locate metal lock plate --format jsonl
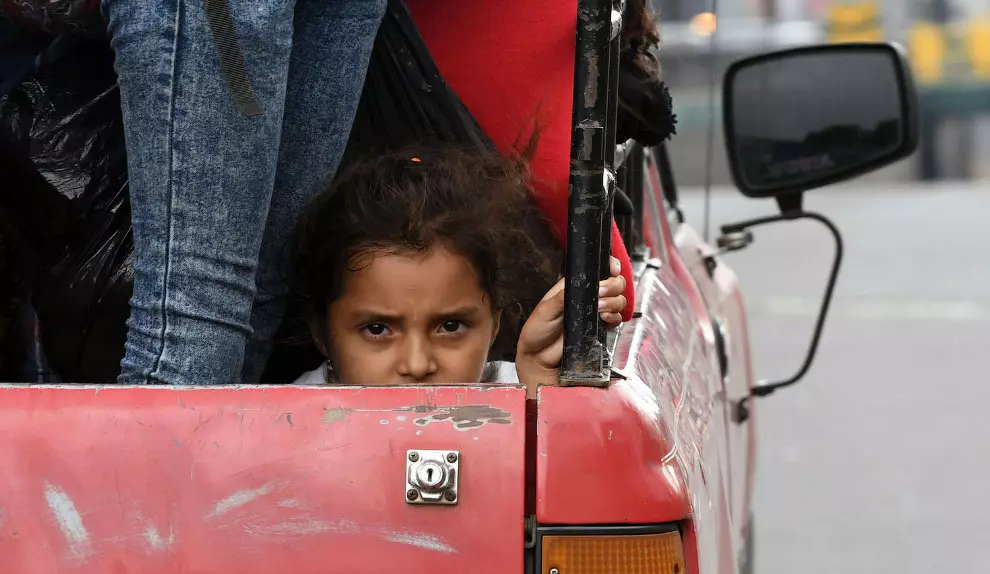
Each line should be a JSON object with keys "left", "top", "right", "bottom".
{"left": 405, "top": 450, "right": 459, "bottom": 505}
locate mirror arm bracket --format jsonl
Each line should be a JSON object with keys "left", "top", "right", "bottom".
{"left": 725, "top": 203, "right": 844, "bottom": 424}
{"left": 775, "top": 192, "right": 803, "bottom": 215}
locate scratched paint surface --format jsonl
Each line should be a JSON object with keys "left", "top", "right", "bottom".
{"left": 0, "top": 385, "right": 526, "bottom": 573}
{"left": 537, "top": 262, "right": 737, "bottom": 573}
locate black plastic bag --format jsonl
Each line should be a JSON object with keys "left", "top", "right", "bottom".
{"left": 344, "top": 0, "right": 495, "bottom": 157}
{"left": 1, "top": 32, "right": 131, "bottom": 383}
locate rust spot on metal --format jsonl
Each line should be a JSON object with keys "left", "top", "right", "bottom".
{"left": 414, "top": 405, "right": 512, "bottom": 431}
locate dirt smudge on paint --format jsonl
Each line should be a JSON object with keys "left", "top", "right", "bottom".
{"left": 321, "top": 407, "right": 351, "bottom": 425}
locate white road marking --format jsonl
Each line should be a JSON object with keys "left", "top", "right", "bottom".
{"left": 746, "top": 296, "right": 990, "bottom": 322}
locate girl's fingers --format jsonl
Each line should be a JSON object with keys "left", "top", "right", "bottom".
{"left": 600, "top": 312, "right": 623, "bottom": 327}
{"left": 535, "top": 288, "right": 566, "bottom": 323}
{"left": 541, "top": 271, "right": 625, "bottom": 324}
{"left": 598, "top": 274, "right": 626, "bottom": 298}
{"left": 543, "top": 335, "right": 564, "bottom": 367}
{"left": 597, "top": 294, "right": 626, "bottom": 315}
{"left": 542, "top": 277, "right": 566, "bottom": 302}
{"left": 610, "top": 256, "right": 621, "bottom": 277}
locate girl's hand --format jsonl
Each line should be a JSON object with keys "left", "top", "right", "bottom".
{"left": 516, "top": 257, "right": 626, "bottom": 397}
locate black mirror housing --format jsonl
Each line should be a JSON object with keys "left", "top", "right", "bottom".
{"left": 723, "top": 42, "right": 920, "bottom": 199}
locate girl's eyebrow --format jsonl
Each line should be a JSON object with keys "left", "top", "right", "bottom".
{"left": 348, "top": 306, "right": 481, "bottom": 323}
{"left": 431, "top": 306, "right": 482, "bottom": 320}
{"left": 349, "top": 310, "right": 403, "bottom": 324}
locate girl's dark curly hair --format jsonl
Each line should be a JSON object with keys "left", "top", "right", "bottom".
{"left": 622, "top": 0, "right": 662, "bottom": 79}
{"left": 290, "top": 143, "right": 562, "bottom": 361}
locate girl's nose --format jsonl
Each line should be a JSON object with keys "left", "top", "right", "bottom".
{"left": 396, "top": 335, "right": 438, "bottom": 381}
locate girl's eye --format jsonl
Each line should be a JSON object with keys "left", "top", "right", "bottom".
{"left": 439, "top": 319, "right": 466, "bottom": 334}
{"left": 362, "top": 323, "right": 391, "bottom": 337}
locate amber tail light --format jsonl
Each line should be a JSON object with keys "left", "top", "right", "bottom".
{"left": 539, "top": 527, "right": 685, "bottom": 574}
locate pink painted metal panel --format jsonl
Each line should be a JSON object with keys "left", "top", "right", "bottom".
{"left": 0, "top": 385, "right": 527, "bottom": 573}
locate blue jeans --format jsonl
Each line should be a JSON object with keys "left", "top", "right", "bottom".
{"left": 103, "top": 0, "right": 385, "bottom": 385}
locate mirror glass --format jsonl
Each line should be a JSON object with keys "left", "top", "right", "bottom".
{"left": 728, "top": 47, "right": 906, "bottom": 195}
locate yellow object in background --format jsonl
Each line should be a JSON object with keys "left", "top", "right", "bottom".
{"left": 909, "top": 22, "right": 947, "bottom": 84}
{"left": 826, "top": 1, "right": 883, "bottom": 43}
{"left": 965, "top": 18, "right": 990, "bottom": 80}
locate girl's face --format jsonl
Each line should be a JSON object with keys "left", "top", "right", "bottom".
{"left": 322, "top": 246, "right": 501, "bottom": 386}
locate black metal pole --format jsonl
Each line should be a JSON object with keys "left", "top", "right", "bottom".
{"left": 560, "top": 0, "right": 614, "bottom": 384}
{"left": 597, "top": 9, "right": 622, "bottom": 361}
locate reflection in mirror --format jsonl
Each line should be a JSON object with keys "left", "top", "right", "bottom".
{"left": 729, "top": 47, "right": 906, "bottom": 195}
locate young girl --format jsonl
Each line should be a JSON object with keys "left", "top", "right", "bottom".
{"left": 289, "top": 145, "right": 626, "bottom": 397}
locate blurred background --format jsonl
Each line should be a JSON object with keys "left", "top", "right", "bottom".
{"left": 657, "top": 0, "right": 990, "bottom": 184}
{"left": 660, "top": 1, "right": 990, "bottom": 573}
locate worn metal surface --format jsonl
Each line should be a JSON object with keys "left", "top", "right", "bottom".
{"left": 537, "top": 156, "right": 743, "bottom": 574}
{"left": 0, "top": 385, "right": 526, "bottom": 573}
{"left": 560, "top": 0, "right": 612, "bottom": 383}
{"left": 537, "top": 263, "right": 736, "bottom": 573}
{"left": 674, "top": 221, "right": 758, "bottom": 562}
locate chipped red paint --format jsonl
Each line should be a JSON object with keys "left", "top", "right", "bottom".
{"left": 534, "top": 153, "right": 751, "bottom": 574}
{"left": 536, "top": 265, "right": 736, "bottom": 574}
{"left": 673, "top": 221, "right": 759, "bottom": 546}
{"left": 0, "top": 385, "right": 526, "bottom": 573}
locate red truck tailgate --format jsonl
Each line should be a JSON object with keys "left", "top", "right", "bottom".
{"left": 0, "top": 385, "right": 527, "bottom": 573}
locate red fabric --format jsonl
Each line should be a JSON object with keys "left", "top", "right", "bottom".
{"left": 406, "top": 0, "right": 635, "bottom": 321}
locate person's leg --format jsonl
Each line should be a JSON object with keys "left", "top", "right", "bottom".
{"left": 103, "top": 0, "right": 296, "bottom": 385}
{"left": 240, "top": 0, "right": 385, "bottom": 383}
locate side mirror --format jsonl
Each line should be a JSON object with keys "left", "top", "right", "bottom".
{"left": 719, "top": 43, "right": 920, "bottom": 422}
{"left": 723, "top": 42, "right": 919, "bottom": 199}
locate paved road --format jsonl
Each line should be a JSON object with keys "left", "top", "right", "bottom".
{"left": 680, "top": 181, "right": 990, "bottom": 574}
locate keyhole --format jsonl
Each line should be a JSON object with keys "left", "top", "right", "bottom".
{"left": 416, "top": 461, "right": 445, "bottom": 490}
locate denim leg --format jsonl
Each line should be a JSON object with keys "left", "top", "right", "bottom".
{"left": 104, "top": 0, "right": 296, "bottom": 385}
{"left": 240, "top": 0, "right": 385, "bottom": 383}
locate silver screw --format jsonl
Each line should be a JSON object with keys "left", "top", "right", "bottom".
{"left": 549, "top": 569, "right": 560, "bottom": 574}
{"left": 446, "top": 452, "right": 458, "bottom": 463}
{"left": 408, "top": 451, "right": 419, "bottom": 462}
